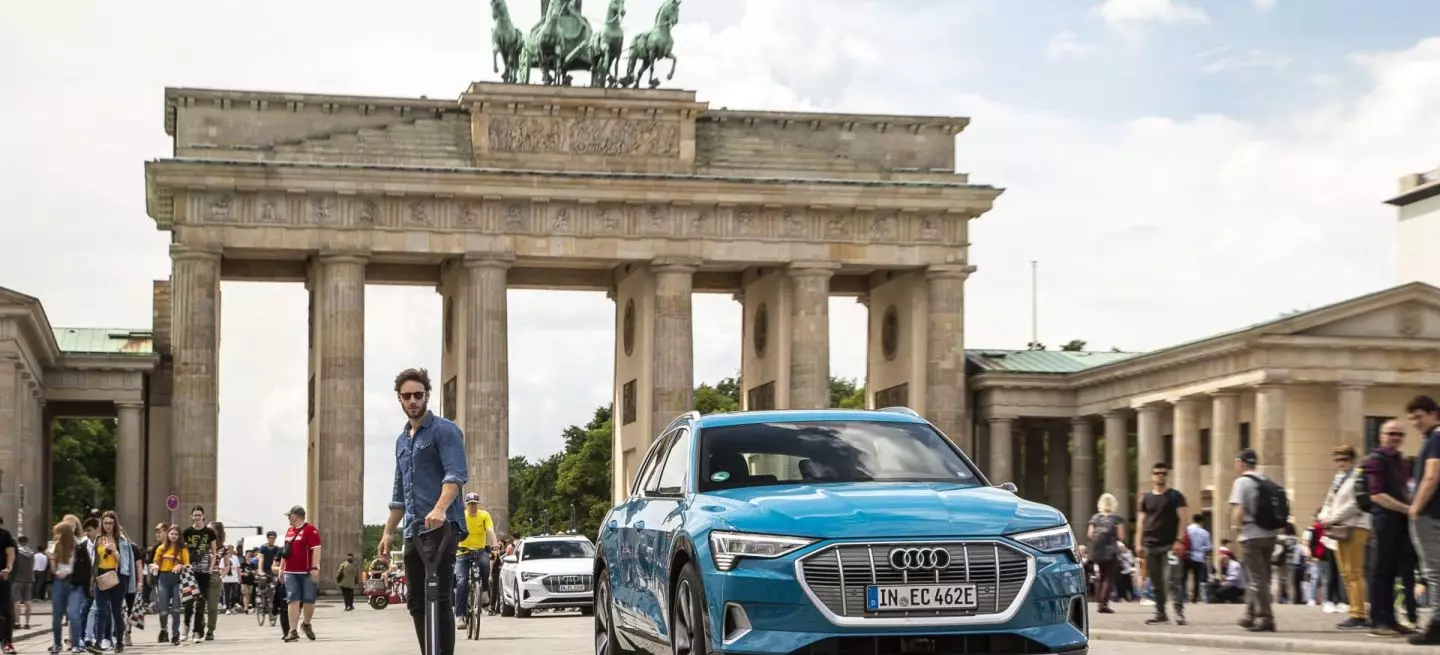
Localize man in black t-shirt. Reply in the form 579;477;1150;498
1136;461;1189;626
1406;395;1440;644
257;531;282;628
180;506;218;642
0;518;17;652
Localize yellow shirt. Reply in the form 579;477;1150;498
156;545;190;573
96;540;120;570
457;509;494;550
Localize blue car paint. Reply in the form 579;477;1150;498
596;409;1089;655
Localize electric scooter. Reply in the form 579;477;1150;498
412;521;456;655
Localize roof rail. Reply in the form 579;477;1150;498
876;406;921;418
664;410;702;431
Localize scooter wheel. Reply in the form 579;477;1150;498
370;595;389;610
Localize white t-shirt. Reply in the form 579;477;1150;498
32;551;48;574
222;555;240;583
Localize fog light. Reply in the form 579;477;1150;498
722;603;752;645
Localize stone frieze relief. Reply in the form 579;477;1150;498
486;115;681;158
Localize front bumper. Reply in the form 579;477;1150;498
516;575;595;611
699;538;1088;655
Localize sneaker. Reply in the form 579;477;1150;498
170;634;179;647
1336;617;1368;630
1144;614;1169;625
1337;603;1350;613
190;633;201;644
301;624;315;641
282;632;300;643
1323;602;1337;613
1247;620;1276;632
1370;625;1403;637
204;632;212;642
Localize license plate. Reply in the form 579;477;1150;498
559;584;586;593
866;584;977;611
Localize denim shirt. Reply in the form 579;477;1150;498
390;411;470;540
119;537;137;594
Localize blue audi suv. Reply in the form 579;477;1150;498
593;408;1088;655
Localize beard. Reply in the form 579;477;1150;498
405;402;428;419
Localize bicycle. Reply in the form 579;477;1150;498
463;548;491;641
254;575;274;627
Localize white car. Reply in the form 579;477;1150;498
498;534;596;618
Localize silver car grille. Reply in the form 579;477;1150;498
798;541;1030;620
541;574;593;593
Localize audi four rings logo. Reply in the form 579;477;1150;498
888;547;951;571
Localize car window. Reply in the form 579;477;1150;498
641;431;677;494
652;428;692;495
520;540;596;560
697;420;982;492
631;432;673;497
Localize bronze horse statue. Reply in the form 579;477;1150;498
586;0;626;87
490;0;525;83
621;0;680;89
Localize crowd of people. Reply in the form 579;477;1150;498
1081;394;1440;644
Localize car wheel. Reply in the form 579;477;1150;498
670;562;709;655
515;583;532;618
594;569;621;655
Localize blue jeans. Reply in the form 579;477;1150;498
453;550;490;618
157;572;182;636
51;577;84;650
283;573;317;605
82;593;96;643
94;577;128;644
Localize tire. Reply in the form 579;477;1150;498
370;595;388;610
468;579;484;640
255;604;266;627
670;562;709;655
515;583;532;618
594;568;622;655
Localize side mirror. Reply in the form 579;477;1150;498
503;555;517;564
996;482;1018;493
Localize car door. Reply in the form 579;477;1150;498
612;431;675;641
633;426;693;647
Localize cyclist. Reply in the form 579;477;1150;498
454;493;498;630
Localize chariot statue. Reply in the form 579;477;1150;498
490;0;678;89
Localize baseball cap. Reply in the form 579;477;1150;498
284;505;306;518
266;531;277;538
464;493;481;504
1237;449;1258;466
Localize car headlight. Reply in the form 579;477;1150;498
520;571;545;581
1010;525;1075;553
709;531;816;571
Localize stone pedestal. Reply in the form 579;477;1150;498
925;266;972;450
169;245;222;515
1254;385;1286;482
787;263;836;410
988;417;1014;483
1172;398;1201;514
1070;418;1096;530
116;402;146;530
1102;411;1130;521
463;254;511;535
1210;392;1240;546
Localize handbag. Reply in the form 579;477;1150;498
96;570;120;591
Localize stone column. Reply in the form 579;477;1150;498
926;265;973;450
116;401;146;530
313;252;367;583
169;245;222;515
1047;427;1071;518
1071;418;1096;530
988;417;1014;483
0;360;16;525
1254;385;1286;482
1136;403;1164;494
1024;430;1047;502
650;259;696;431
1337;384;1368;452
1210;392;1240;546
1172;398;1201;516
788;263;837;410
463;253;512;534
1103;410;1130;521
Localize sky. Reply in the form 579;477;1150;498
2;0;1438;534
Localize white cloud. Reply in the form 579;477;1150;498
1198;46;1292;74
1093;0;1209;40
3;2;1440;533
1047;31;1097;60
1252;0;1278;10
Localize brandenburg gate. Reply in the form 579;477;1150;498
143;81;999;565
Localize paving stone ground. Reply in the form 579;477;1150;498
1091;599;1437;654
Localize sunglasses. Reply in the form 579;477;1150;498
399;392;426;401
1384;431;1405;437
1151;471;1169;476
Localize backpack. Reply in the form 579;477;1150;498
1244;472;1290;530
1354;460;1374;513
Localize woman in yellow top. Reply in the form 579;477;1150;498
93;511;135;651
154;526;190;644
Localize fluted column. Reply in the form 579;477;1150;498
116;401;146;530
0;360;16;525
1254;385;1286;482
988;417;1014;483
463;253;511;534
1173;398;1201;512
169;245;222;515
1210;392;1240;546
926;265;974;449
1071;418;1096;530
1337;384;1368;452
788;263;837;409
1024;430;1046;501
1103;410;1130;521
1047;427;1071;518
1137;403;1164;493
650;258;696;433
313;251;366;583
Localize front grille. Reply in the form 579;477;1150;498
541;574;593;594
787;634;1053;655
798;542;1030;621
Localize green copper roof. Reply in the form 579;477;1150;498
966;349;1142;374
53;328;155;355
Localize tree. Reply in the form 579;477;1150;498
51;418;116;523
829;378;866;408
1060;339;1087;352
695;377;740;414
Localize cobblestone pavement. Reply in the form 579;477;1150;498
1091;599;1435;654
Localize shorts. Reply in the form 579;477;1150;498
12;583;32;602
283;573;318;605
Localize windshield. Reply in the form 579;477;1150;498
697;420;981;492
521;540;595;561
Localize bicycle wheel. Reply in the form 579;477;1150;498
468;578;484;640
255;601;266;627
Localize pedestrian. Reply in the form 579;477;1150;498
377;367;470;655
91;511;138;652
153;526;189;645
336;554;358;611
1318;444;1369;629
1228;448;1282;632
0;517;15;655
279;506;322;642
13;536;35;631
1182;514;1211;603
454;493;498;630
1136;461;1188;625
50;521;89;655
1086;493;1126;614
1363;419;1419;637
1405;395;1440;644
205;522;226;636
180;506;218;643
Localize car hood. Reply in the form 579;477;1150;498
696;482;1065;539
514;557;593;575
